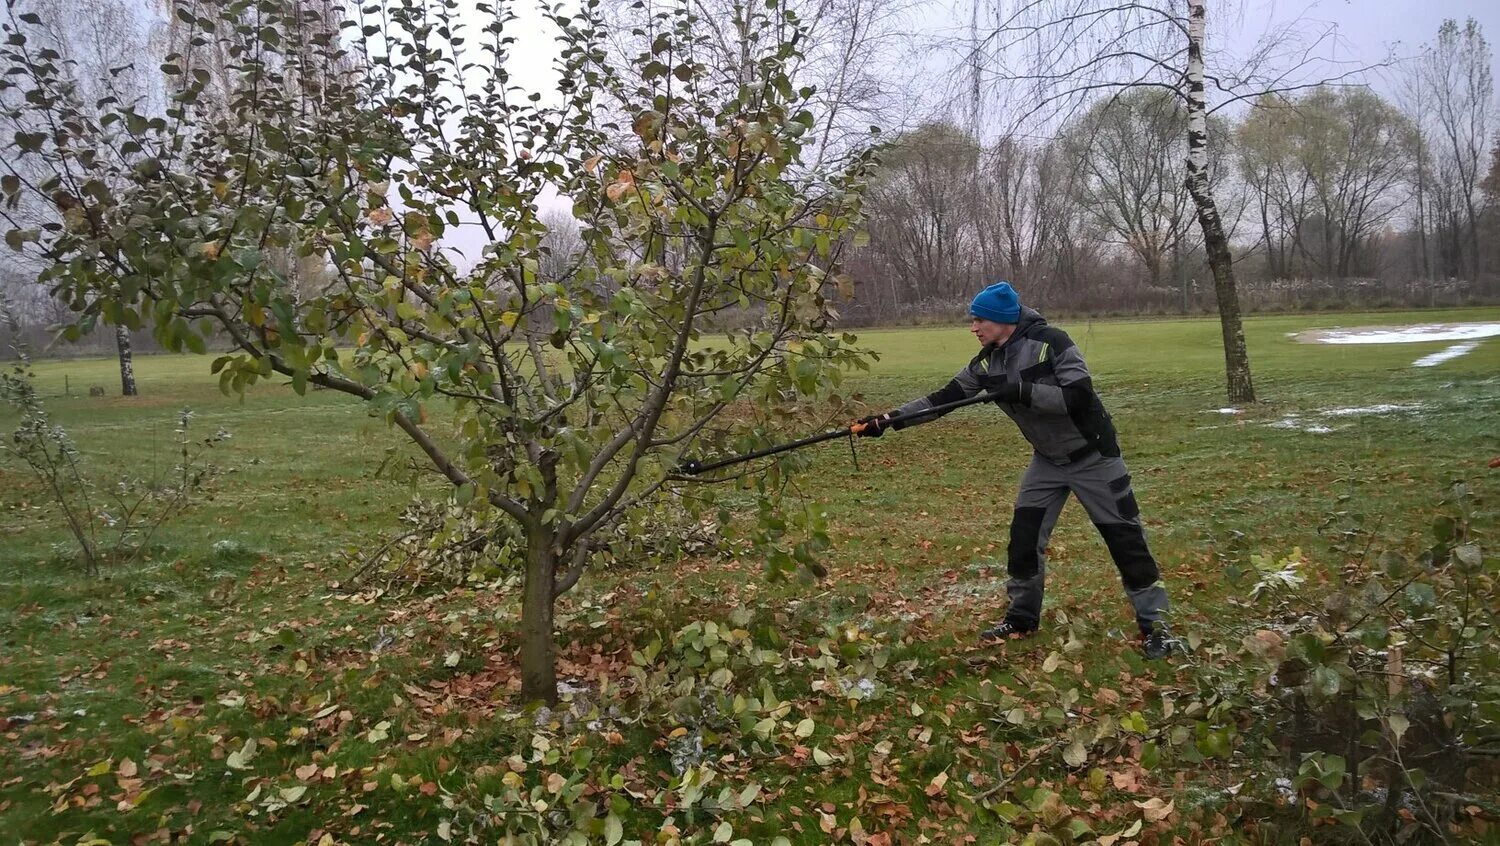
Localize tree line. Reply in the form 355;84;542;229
842;18;1498;323
2;4;1496;365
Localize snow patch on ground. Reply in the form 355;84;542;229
1271;416;1334;434
1301;322;1500;345
1322;403;1424;416
1267;402;1424;433
1413;341;1481;367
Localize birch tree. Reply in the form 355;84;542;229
955;0;1381;403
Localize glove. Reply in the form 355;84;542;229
983;377;1024;404
853;413;892;438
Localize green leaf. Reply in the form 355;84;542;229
14;132;46;153
1062;739;1087;768
604;814;623;846
1386;714;1409;743
233;248;262;270
1432;515;1456;542
1404;582;1436;609
1318;755;1346;790
1313;665;1341;697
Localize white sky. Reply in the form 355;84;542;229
367;0;1500;263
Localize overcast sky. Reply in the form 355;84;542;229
1285;0;1499;67
401;0;1500;263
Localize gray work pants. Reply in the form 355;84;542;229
1004;451;1169;632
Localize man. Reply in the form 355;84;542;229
857;282;1173;659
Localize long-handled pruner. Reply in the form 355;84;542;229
676;388;1010;476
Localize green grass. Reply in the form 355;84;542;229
2;307;1497;845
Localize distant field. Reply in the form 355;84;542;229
2;306;1497;844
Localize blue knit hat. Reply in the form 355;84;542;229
970;281;1021;324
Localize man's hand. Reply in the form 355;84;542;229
853;413;892;437
983;377;1024;404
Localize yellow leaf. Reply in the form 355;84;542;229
86;759;112;777
925;770;949;796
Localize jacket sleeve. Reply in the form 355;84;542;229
890;364;983;429
1021;333;1095;417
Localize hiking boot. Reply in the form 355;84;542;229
1141;624;1175;660
978;619;1037;642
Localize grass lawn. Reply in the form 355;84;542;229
1;307;1497;845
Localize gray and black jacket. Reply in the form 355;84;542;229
892;307;1120;463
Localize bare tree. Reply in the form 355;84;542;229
538;210;585;284
1057;88;1203;287
1407;19;1493;281
953;0;1385;403
861;122;984;303
1238;87;1414;279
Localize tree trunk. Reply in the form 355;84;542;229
520;531;558;705
1185;0;1255;404
116;324;137;397
1414;134;1430;280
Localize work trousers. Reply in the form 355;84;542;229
1004;451;1169;632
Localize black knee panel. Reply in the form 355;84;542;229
1008;507;1048;579
1094;522;1159;590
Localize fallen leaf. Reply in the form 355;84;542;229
925;771;948;796
1135;796;1175;822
